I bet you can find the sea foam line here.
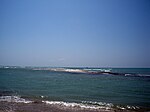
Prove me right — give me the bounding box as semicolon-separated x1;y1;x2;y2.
42;100;113;110
0;96;140;110
0;96;33;103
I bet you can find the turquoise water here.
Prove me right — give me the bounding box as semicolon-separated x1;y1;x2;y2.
0;68;150;108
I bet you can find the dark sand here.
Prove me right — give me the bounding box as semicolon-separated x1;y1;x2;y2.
0;102;142;112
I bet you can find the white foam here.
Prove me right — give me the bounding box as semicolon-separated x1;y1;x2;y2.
42;100;113;110
125;74;131;76
84;69;112;72
82;101;113;107
116;105;139;110
40;95;44;98
0;96;33;103
64;69;87;73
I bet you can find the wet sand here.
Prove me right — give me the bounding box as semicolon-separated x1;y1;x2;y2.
0;102;111;112
0;101;139;112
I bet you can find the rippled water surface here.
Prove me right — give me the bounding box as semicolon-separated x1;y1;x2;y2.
0;68;150;109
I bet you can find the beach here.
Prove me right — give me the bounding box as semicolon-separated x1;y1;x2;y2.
0;101;143;112
0;102;109;112
0;95;117;112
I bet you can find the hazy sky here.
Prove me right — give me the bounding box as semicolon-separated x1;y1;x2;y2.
0;0;150;67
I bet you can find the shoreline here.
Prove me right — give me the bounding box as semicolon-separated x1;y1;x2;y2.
0;101;114;112
0;101;141;112
0;96;149;112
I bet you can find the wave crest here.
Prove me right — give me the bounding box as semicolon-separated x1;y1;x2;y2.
0;96;141;111
0;96;33;103
42;100;113;110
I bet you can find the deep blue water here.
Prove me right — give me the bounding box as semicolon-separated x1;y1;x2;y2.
0;68;150;108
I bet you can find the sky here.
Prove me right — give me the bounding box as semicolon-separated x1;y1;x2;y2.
0;0;150;67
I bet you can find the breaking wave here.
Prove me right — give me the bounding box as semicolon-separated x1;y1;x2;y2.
42;100;141;110
0;96;33;103
42;100;112;110
0;95;142;111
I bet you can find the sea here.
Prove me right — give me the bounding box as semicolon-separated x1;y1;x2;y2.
0;67;150;111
